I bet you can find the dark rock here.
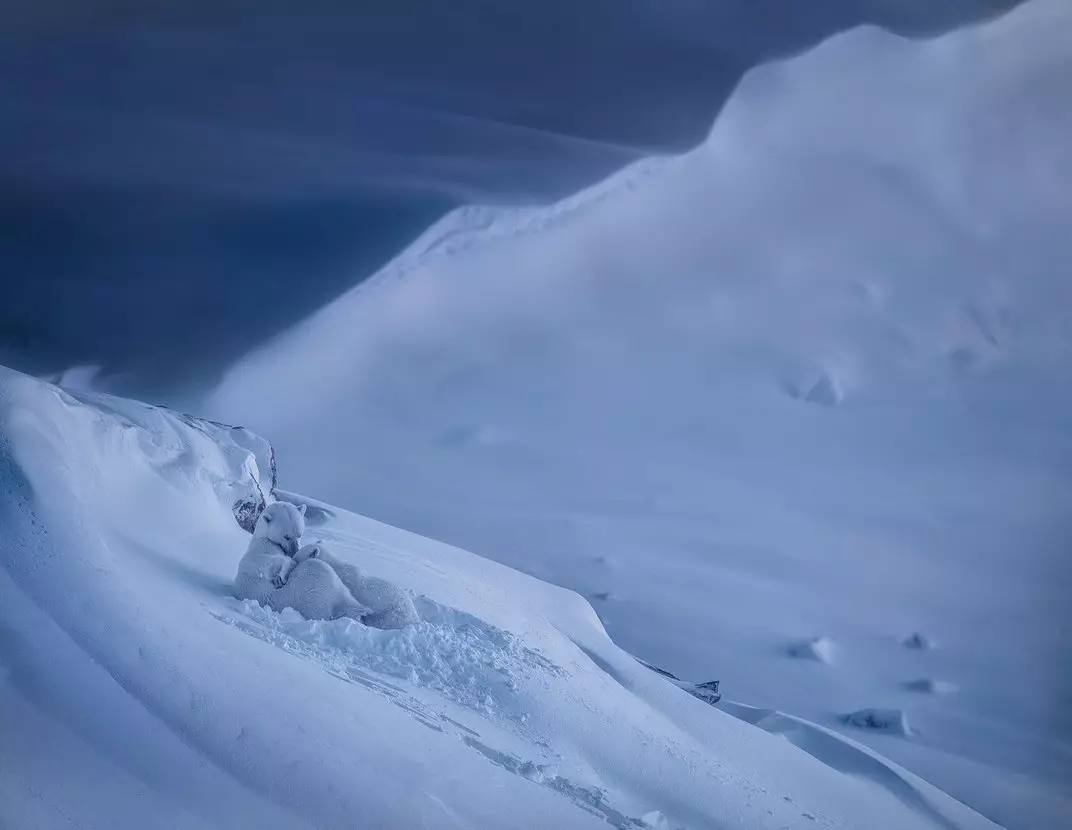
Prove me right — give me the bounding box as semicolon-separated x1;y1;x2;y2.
635;658;721;705
233;495;266;535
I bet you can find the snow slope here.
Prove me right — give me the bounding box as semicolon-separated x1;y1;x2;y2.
0;365;1006;829
208;2;1072;827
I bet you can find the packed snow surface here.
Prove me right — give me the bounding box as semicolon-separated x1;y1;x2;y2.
0;367;1004;829
209;2;1072;827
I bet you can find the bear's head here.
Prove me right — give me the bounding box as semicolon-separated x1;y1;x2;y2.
254;501;306;557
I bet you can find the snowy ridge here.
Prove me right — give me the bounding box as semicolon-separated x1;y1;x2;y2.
235;153;667;370
381;157;668;280
723;703;964;828
0;365;1003;829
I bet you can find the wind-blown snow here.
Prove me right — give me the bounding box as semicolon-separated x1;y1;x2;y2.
0;366;1002;829
209;2;1072;827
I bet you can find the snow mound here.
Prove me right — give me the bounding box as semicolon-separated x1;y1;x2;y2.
906;678;959;694
784;372;844;408
788;636;837;664
903;632;936;650
1;366;1003;829
845;708;913;737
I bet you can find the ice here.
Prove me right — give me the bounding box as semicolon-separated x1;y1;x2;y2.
206;1;1072;823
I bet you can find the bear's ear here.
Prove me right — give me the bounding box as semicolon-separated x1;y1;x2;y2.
297;504;307;517
262;512;272;524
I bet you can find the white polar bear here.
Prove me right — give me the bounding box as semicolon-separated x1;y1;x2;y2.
234;501;371;622
296;542;420;630
234;501;419;629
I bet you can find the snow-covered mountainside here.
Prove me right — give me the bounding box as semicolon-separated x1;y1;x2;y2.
0;365;1005;829
208;2;1072;827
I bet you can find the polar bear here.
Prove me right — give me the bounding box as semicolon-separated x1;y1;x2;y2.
293;542;420;630
234;501;371;622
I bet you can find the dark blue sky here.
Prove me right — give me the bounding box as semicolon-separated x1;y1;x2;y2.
0;0;1017;396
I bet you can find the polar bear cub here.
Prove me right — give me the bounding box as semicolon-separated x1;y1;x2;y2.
234;501;371;622
296;542;420;630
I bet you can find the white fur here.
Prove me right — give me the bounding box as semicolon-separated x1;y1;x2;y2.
300;543;420;630
234;502;370;621
234;501;304;604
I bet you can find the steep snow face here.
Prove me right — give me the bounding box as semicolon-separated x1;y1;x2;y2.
209;2;1072;824
0;366;1002;830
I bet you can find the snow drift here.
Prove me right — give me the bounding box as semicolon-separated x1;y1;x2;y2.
0;366;1004;828
208;2;1072;825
